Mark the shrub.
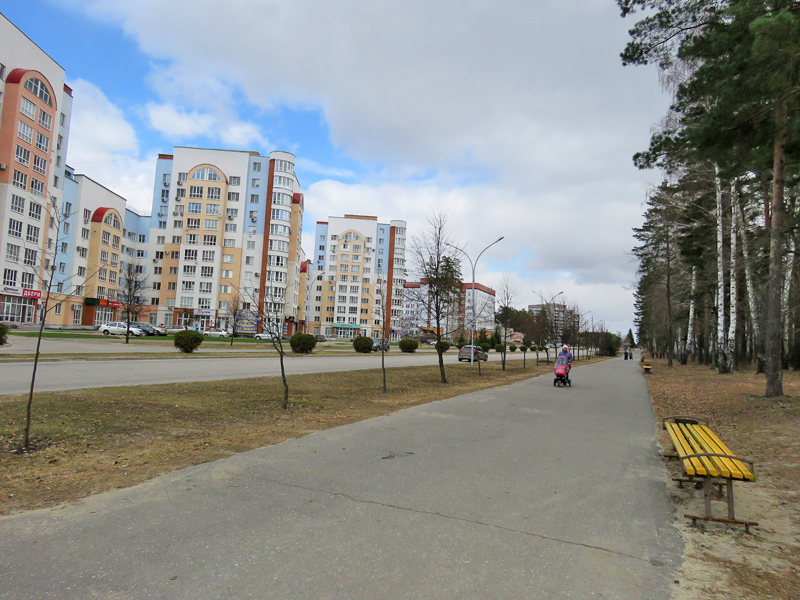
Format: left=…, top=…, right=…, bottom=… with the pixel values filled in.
left=353, top=336, right=374, bottom=353
left=520, top=345, right=528, bottom=353
left=398, top=337, right=419, bottom=353
left=435, top=340, right=450, bottom=353
left=0, top=323, right=8, bottom=346
left=174, top=330, right=203, bottom=353
left=509, top=344, right=517, bottom=352
left=456, top=341, right=466, bottom=350
left=495, top=344, right=506, bottom=352
left=479, top=342, right=491, bottom=352
left=290, top=333, right=317, bottom=354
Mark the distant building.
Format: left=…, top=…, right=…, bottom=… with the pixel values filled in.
left=403, top=281, right=495, bottom=340
left=307, top=215, right=407, bottom=340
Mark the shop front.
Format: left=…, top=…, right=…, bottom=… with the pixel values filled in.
left=0, top=287, right=40, bottom=324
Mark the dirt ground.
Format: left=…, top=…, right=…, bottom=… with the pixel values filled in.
left=644, top=357, right=800, bottom=600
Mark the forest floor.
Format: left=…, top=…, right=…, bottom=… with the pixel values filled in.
left=644, top=357, right=800, bottom=600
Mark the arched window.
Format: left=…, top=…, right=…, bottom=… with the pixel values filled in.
left=104, top=213, right=121, bottom=229
left=191, top=167, right=222, bottom=182
left=24, top=78, right=52, bottom=106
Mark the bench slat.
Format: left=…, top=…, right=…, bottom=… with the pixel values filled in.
left=665, top=423, right=708, bottom=476
left=678, top=423, right=721, bottom=477
left=695, top=425, right=754, bottom=481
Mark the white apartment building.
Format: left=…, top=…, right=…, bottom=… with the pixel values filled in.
left=308, top=215, right=407, bottom=340
left=0, top=14, right=73, bottom=323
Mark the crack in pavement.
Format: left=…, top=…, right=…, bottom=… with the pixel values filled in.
left=251, top=475, right=652, bottom=564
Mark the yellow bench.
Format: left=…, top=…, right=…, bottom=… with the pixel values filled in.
left=642, top=364, right=652, bottom=374
left=663, top=416, right=757, bottom=533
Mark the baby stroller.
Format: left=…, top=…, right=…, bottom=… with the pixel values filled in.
left=553, top=355, right=571, bottom=387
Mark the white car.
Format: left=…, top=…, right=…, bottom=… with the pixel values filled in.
left=202, top=328, right=231, bottom=338
left=98, top=322, right=145, bottom=337
left=254, top=332, right=278, bottom=341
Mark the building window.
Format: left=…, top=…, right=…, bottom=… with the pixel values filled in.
left=6, top=244, right=20, bottom=262
left=203, top=235, right=217, bottom=246
left=189, top=186, right=203, bottom=199
left=223, top=239, right=235, bottom=247
left=30, top=178, right=44, bottom=197
left=251, top=178, right=260, bottom=188
left=20, top=96, right=36, bottom=119
left=26, top=225, right=40, bottom=243
left=35, top=132, right=49, bottom=153
left=252, top=162, right=261, bottom=172
left=205, top=204, right=220, bottom=215
left=204, top=219, right=218, bottom=230
left=12, top=170, right=27, bottom=190
left=229, top=176, right=240, bottom=186
left=207, top=187, right=221, bottom=200
left=3, top=269, right=18, bottom=287
left=38, top=109, right=52, bottom=131
left=15, top=145, right=30, bottom=167
left=228, top=192, right=239, bottom=202
left=188, top=202, right=202, bottom=214
left=18, top=120, right=33, bottom=143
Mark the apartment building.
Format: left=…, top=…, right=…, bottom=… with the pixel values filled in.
left=0, top=14, right=72, bottom=323
left=528, top=302, right=577, bottom=342
left=403, top=281, right=495, bottom=339
left=307, top=215, right=407, bottom=340
left=147, top=147, right=305, bottom=334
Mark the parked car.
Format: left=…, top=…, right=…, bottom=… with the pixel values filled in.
left=458, top=345, right=488, bottom=362
left=131, top=322, right=158, bottom=336
left=371, top=337, right=390, bottom=352
left=98, top=322, right=145, bottom=337
left=165, top=325, right=188, bottom=334
left=315, top=335, right=328, bottom=342
left=136, top=322, right=167, bottom=336
left=254, top=332, right=277, bottom=341
left=203, top=328, right=231, bottom=338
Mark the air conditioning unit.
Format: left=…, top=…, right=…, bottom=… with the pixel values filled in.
left=83, top=218, right=89, bottom=224
left=175, top=197, right=182, bottom=202
left=173, top=211, right=180, bottom=216
left=176, top=181, right=183, bottom=186
left=0, top=163, right=7, bottom=170
left=227, top=215, right=234, bottom=220
left=251, top=217, right=257, bottom=222
left=254, top=273, right=260, bottom=277
left=161, top=197, right=168, bottom=202
left=152, top=258, right=158, bottom=263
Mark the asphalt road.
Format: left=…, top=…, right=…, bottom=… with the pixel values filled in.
left=0, top=351, right=528, bottom=395
left=0, top=357, right=683, bottom=599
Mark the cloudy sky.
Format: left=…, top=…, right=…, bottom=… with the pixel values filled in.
left=1, top=0, right=670, bottom=335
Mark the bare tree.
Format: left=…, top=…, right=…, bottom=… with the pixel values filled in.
left=408, top=209, right=463, bottom=383
left=495, top=276, right=515, bottom=371
left=224, top=291, right=249, bottom=346
left=118, top=262, right=148, bottom=344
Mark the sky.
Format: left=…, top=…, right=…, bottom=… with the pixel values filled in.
left=0, top=0, right=670, bottom=336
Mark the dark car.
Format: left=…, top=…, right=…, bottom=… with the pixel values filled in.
left=132, top=322, right=158, bottom=336
left=315, top=335, right=328, bottom=342
left=458, top=345, right=488, bottom=362
left=371, top=338, right=390, bottom=352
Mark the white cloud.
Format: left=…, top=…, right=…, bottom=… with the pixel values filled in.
left=65, top=79, right=155, bottom=213
left=52, top=0, right=669, bottom=332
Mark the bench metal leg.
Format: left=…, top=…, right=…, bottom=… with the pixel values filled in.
left=683, top=477, right=758, bottom=534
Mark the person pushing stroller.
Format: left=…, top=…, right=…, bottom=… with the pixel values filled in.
left=553, top=344, right=574, bottom=387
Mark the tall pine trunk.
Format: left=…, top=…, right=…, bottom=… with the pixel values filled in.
left=684, top=266, right=697, bottom=364
left=735, top=190, right=762, bottom=368
left=765, top=101, right=787, bottom=397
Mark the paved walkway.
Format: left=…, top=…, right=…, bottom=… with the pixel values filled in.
left=0, top=356, right=682, bottom=599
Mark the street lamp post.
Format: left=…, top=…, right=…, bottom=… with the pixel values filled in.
left=447, top=237, right=504, bottom=365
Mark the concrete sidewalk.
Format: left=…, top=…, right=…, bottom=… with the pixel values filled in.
left=0, top=356, right=682, bottom=599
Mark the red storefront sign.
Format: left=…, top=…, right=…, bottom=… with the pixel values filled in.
left=22, top=289, right=42, bottom=299
left=98, top=299, right=121, bottom=307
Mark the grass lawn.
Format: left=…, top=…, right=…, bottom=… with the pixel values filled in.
left=0, top=357, right=574, bottom=515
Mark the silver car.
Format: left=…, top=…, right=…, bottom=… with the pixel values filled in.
left=458, top=345, right=488, bottom=362
left=98, top=322, right=145, bottom=337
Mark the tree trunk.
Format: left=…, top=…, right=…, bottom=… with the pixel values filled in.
left=735, top=192, right=762, bottom=362
left=715, top=168, right=731, bottom=373
left=729, top=190, right=738, bottom=371
left=765, top=101, right=787, bottom=397
left=666, top=229, right=674, bottom=368
left=684, top=266, right=697, bottom=364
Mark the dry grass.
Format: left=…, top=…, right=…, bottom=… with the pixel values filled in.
left=0, top=357, right=564, bottom=515
left=644, top=357, right=800, bottom=600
